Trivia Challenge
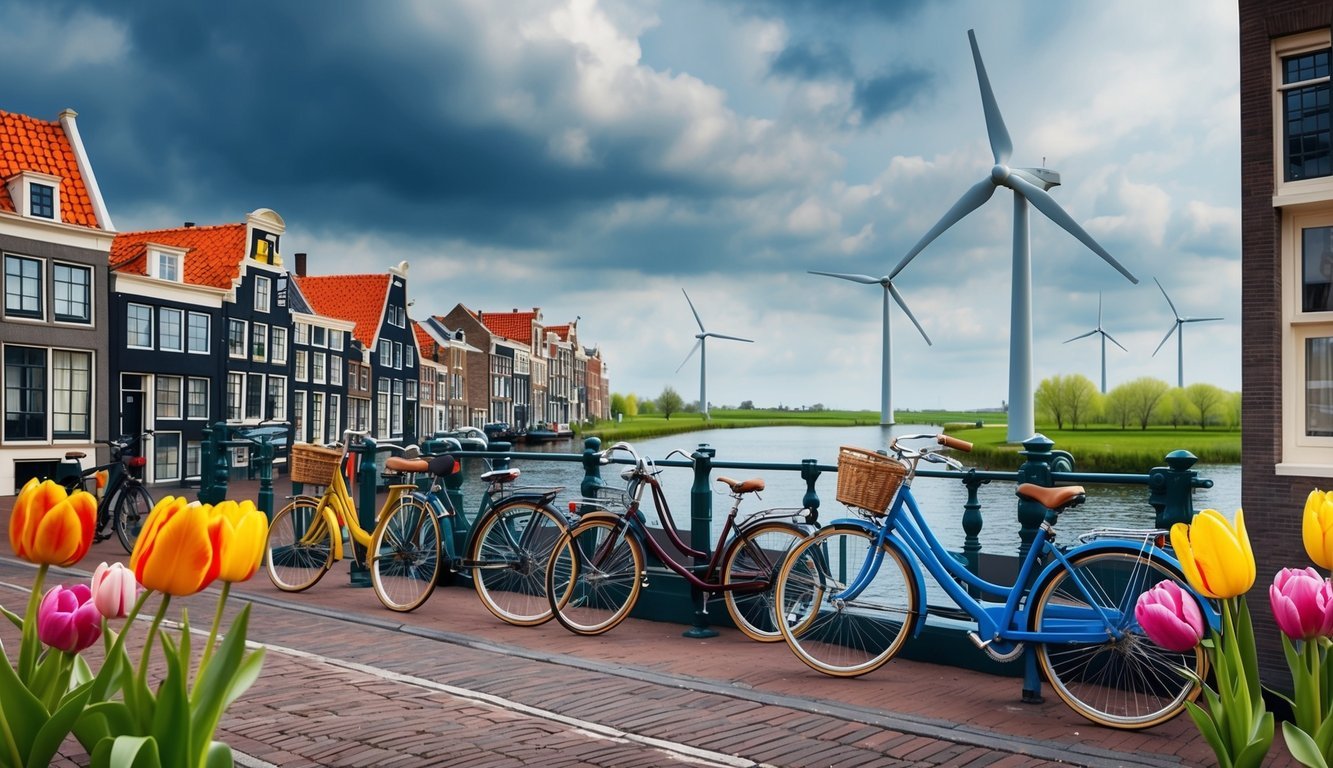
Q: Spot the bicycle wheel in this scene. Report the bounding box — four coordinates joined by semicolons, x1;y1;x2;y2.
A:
775;525;916;677
545;516;643;636
1030;547;1207;729
266;497;334;591
113;484;154;554
721;522;807;642
370;496;442;612
468;500;568;626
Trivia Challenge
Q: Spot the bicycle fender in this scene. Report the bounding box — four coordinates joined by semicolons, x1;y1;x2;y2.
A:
567;510;624;526
820;519;929;639
322;506;344;561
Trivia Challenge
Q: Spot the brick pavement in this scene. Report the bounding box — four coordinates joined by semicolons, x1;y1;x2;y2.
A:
0;481;1301;766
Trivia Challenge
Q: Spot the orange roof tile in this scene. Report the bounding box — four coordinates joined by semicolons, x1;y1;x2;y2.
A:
294;274;390;347
546;324;570;341
0;110;100;228
110;223;247;290
479;309;536;345
411;320;436;358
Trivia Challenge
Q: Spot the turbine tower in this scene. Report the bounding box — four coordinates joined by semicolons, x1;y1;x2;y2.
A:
1152;277;1222;388
889;29;1138;443
1063;293;1126;394
809;270;931;425
676;289;753;418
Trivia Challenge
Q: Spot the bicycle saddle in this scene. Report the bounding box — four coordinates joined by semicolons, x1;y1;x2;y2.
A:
64;451;87;460
384;456;429;474
716;476;765;495
1015;483;1086;510
480;468;521;484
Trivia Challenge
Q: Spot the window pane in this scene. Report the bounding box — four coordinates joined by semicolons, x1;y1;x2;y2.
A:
1308;336;1333;437
255;276;271;313
187;378;209;419
5;255;42;318
228;319;246;357
5;346;46;440
154;433;181;482
52;350;90;439
251;323;267;361
159;308;183;351
245;373;263;419
30;183;53;218
155;376;182;418
188;313;210;353
226;373;243;420
1284;49;1333;182
267;376;286;420
127;304;152;347
53;264;90;323
271;327;288;363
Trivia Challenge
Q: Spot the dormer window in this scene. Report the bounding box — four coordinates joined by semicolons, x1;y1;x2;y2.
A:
7;172;62;222
30;184;53;218
147;245;186;282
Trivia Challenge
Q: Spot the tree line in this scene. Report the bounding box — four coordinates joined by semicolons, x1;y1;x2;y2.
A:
1035;375;1240;430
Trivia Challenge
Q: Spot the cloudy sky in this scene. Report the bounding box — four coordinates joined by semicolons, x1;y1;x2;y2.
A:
4;0;1240;412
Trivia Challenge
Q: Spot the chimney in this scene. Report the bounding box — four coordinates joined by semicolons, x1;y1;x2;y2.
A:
183;222;195;228
295;252;307;277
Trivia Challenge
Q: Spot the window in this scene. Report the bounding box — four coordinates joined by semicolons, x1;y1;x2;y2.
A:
127;304;152;348
4;346;45;440
1284;47;1332;182
312;352;326;384
29;183;53;219
227;319;246;358
393;342;402;369
376;380;389;437
350;397;369;432
186;442;201;479
294;349;308;382
329;330;344;351
226;373;243;420
360;367;368;390
267;376;286;421
312;326;326;347
155;376;182;419
378;339;391;364
294;322;309;345
271;327;288;364
406;380;418;400
245;373;264;420
154;250;180;282
53;264;90;323
310;393;324;445
187;378;209;419
154;433;181;482
5;255;42;319
159;308;183;352
392;379;403;434
292;390;306;443
251;322;268;362
52;350;90;439
331;359;343;386
187;313;210;354
326;394;340;444
254;276;271;313
406;347;415;368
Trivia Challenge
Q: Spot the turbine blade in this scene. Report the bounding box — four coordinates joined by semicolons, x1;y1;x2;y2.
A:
708;333;754;343
1154;276;1180;319
968;29;1012;165
1097;293;1103;327
1102;330;1128;353
1006;173;1138;284
808;270;883;285
890;177;996;278
887;282;932;345
682;289;705;332
1152;323;1179;357
1063;329;1098;343
675;340;702;373
1182;316;1224;323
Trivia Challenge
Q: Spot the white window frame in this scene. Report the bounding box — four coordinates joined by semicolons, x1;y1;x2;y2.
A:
312;351;326;384
267;375;287;421
52;262;92;325
154;431;182;483
294;322;309;345
1280;202;1333;475
187;312;210;354
127;303;153;349
254;275;271;313
294;349;308;383
150;249;184;282
251;321;268;362
227;319;247;359
159;307;183;352
187;377;209;420
329;330;344;351
1275;30;1333;206
271;326;288;364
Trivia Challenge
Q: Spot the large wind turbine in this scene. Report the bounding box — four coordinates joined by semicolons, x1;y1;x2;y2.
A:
1063;293;1126;394
676;289;753;418
889;29;1138;443
809;271;931;426
1152;277;1222;388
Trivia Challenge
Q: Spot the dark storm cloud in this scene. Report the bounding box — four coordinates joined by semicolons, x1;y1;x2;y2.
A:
852;67;933;123
730;0;935;23
769;41;854;79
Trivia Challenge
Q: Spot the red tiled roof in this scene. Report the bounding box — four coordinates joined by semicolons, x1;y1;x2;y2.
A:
294;274;389;347
546;324;570;341
479;309;536;345
110;223;247;290
411;320;436;359
0;110;100;228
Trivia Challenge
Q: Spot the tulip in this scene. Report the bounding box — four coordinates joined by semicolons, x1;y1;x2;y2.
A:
213;500;268;583
1135;580;1205;652
91;561;138;619
1303;489;1333;570
131;496;221;596
1269;567;1333;641
1170;508;1256;600
37;584;101;653
9;478;97;567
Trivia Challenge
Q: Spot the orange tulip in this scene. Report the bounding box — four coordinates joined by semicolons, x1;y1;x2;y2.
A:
130;497;221;596
213;500;268;583
9;478;96;566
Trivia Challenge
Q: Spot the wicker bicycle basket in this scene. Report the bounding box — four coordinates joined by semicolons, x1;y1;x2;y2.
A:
289;443;342;485
835;445;907;513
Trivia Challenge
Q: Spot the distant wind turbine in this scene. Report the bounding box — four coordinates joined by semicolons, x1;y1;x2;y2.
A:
676;289;753;418
1063;293;1126;394
1152;277;1222;388
808;270;931;425
889;29;1138;443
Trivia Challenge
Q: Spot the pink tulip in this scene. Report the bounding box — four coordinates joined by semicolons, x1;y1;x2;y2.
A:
36;584;101;653
1135;580;1205;652
90;561;137;619
1269;567;1333;641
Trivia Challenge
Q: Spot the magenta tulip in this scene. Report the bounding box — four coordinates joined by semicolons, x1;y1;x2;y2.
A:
91;561;137;619
37;583;102;653
1269;567;1333;641
1135;580;1205;652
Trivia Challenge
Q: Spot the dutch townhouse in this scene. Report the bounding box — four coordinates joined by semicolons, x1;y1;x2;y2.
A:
442;305;519;429
285;254;355;444
542;322;576;425
477;309;538;430
421;315;479;430
0;109;113;494
110;209;291;484
585;345;610;423
411;320;447;436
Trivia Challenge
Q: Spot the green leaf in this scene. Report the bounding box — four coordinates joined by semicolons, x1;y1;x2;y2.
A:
0;638;48;766
1314;712;1333;758
73;700;138;752
91;735;162;768
190;605;260;764
1283;721;1330;768
150;634;190;768
1186;699;1233;768
203;740;235;768
0;606;20;631
27;678;94;768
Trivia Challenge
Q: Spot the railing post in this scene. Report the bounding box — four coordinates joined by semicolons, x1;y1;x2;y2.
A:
800;459;821;519
199;421;230;505
489;441;512;471
685;443;718;639
256;436;275;521
1014;434;1056;559
961;469;988;589
581;437;604;500
350;436;378;588
1148;450;1202;530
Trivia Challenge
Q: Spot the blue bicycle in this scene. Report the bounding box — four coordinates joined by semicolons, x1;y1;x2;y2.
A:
773;434;1217;730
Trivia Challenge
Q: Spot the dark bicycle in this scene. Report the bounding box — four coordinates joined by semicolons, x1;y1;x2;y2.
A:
55;431;155;554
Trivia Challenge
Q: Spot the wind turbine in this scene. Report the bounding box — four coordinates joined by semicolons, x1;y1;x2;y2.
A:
889;29;1138;443
676;289;753;418
1152;277;1222;388
1063;293;1126;394
808;270;931;426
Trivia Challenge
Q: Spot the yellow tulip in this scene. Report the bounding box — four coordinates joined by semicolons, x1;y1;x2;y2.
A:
131;497;221;596
1303;489;1333;569
214;500;268;583
9;478;96;567
1170;508;1256;599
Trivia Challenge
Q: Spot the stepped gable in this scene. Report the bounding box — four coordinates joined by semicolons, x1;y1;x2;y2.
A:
479;308;536;344
292;273;390;347
0;109;99;228
109;223;247;289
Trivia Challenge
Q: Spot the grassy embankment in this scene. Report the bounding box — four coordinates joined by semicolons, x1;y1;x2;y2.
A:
581;409;1240;472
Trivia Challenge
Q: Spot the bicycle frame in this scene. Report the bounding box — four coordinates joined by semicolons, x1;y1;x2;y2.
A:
298;463;419;565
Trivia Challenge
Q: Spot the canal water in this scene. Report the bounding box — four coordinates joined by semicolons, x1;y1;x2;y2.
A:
486;424;1240;559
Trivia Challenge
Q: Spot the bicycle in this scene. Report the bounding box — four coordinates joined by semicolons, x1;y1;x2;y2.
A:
55;430;155;554
772;435;1218;730
265;430;572;623
544;441;815;640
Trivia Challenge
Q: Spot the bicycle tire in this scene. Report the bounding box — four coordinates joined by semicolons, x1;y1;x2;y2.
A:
545;516;644;636
467;499;568;626
721;521;808;642
370;496;442;612
1030;547;1207;730
775;525;917;677
266;497;334;591
113;484;154;554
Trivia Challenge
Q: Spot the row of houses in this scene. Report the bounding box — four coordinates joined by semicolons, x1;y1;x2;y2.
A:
0;107;609;495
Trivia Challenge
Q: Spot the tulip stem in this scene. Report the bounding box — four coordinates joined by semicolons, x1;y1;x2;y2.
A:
0;706;22;768
194;582;230;696
18;563;49;685
138;595;171;687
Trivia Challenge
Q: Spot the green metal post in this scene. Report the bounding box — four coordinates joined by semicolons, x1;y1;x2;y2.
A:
199;423;216;503
799;459;821;519
685;444;718;639
490;441;511;471
1014;434;1056;559
1148;450;1202;530
581;437;604;500
199;422;230;505
256;437;275;521
350;437;377;587
961;469;988;589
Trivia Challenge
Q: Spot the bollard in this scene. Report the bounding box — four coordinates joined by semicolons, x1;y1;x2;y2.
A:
489;441;512;471
255;435;275;521
581;436;604;501
1148;450;1206;530
685;444;718;639
799;459;822;519
199;421;230;505
349;437;378;588
1014;434;1057;559
961;469;989;592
